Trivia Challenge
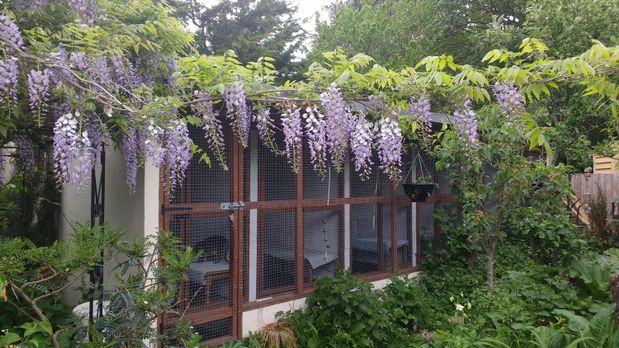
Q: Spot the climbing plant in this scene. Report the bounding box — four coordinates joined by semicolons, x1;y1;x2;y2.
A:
0;1;618;196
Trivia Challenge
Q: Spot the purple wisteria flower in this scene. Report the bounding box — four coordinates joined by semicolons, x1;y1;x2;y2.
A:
164;119;191;191
121;126;138;194
452;98;478;145
0;16;24;52
142;119;165;164
14;135;35;172
367;94;385;110
165;58;178;89
86;115;104;165
193;90;227;169
68;0;97;25
53;111;94;188
13;0;50;12
110;55;138;88
303;106;328;178
281;107;302;173
320;84;354;171
224;78;250;147
409;95;432;134
27;69;51;115
0;57;19;103
377;109;403;182
253;108;279;154
351;113;375;180
493;83;525;118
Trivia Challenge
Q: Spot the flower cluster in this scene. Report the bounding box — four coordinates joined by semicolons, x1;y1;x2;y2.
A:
165;58;178;89
53;111;94;188
350;114;375;180
320;84;354;171
86;116;104;164
121;127;139;193
14;135;35;172
377;109;403;182
493;83;524;118
163;119;191;191
409;95;432;134
13;0;50;13
0;58;19;103
452;98;478;145
193;90;227;169
253;108;279;154
367;94;384;110
224;78;250;147
67;0;97;25
142;119;165;164
281;107;302;173
110;55;138;88
27;69;51;115
303;106;328;178
0;16;24;52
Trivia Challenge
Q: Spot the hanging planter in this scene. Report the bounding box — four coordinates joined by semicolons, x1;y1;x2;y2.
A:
402;148;436;202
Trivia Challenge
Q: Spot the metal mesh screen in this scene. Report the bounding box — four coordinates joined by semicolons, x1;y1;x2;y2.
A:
173;124;233;204
259;130;296;201
259;209;297;296
350;203;384;274
193;318;232;342
350;153;381;197
303;208;341;285
303;142;341;199
418;202;436;259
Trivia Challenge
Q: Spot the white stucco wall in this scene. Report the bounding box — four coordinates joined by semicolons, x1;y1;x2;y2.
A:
240;271;420;337
59;149;159;306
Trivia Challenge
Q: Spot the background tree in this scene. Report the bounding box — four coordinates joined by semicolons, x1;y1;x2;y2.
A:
173;0;306;80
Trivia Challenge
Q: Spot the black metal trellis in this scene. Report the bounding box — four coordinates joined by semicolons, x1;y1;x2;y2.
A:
88;146;105;330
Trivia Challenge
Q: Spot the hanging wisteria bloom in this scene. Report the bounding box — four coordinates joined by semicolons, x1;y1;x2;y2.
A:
303;106;328;178
110;55;138;88
13;0;50;13
350;113;375;180
86;116;104;165
409;95;433;134
163;119;191;191
192;90;227;169
14;135;35;172
142;119;165;164
165;58;178;89
0;57;19;103
27;69;51;116
53;111;94;188
377;109;403;182
320;84;354;171
0;16;24;52
452;98;478;145
253;108;279;155
67;0;97;25
224;78;251;147
281;107;302;173
367;94;385;110
493;83;525;118
121;127;139;193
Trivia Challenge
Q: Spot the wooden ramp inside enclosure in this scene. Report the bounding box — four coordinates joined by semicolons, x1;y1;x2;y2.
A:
565;199;590;226
570;173;619;225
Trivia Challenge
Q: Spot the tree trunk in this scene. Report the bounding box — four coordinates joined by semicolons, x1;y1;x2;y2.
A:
546;148;559;166
486;249;495;297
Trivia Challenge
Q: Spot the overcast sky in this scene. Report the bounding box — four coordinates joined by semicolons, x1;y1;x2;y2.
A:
198;0;332;36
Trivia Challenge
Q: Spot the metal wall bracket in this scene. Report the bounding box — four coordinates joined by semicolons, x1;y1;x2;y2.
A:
221;202;245;211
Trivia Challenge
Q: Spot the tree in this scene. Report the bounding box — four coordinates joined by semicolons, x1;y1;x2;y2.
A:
173;0;306;80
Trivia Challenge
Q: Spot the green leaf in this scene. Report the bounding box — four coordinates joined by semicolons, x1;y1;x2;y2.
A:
0;332;21;346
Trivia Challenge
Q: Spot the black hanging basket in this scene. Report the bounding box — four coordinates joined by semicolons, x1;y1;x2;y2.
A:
401;145;436;202
403;183;435;202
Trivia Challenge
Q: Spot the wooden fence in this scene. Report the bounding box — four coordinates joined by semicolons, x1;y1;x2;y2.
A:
571;173;619;204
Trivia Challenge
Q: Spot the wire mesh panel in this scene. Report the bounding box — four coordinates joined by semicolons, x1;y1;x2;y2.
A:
174;125;232;204
418;203;436;259
350;203;384;274
193;318;233;342
303;143;342;200
259;209;297;297
382;205;413;269
259;131;296;201
350;153;381;197
303;208;341;286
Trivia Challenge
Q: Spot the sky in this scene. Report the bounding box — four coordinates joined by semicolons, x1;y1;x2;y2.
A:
197;0;332;37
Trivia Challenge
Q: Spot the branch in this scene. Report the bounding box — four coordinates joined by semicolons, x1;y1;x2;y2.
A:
9;282;61;348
